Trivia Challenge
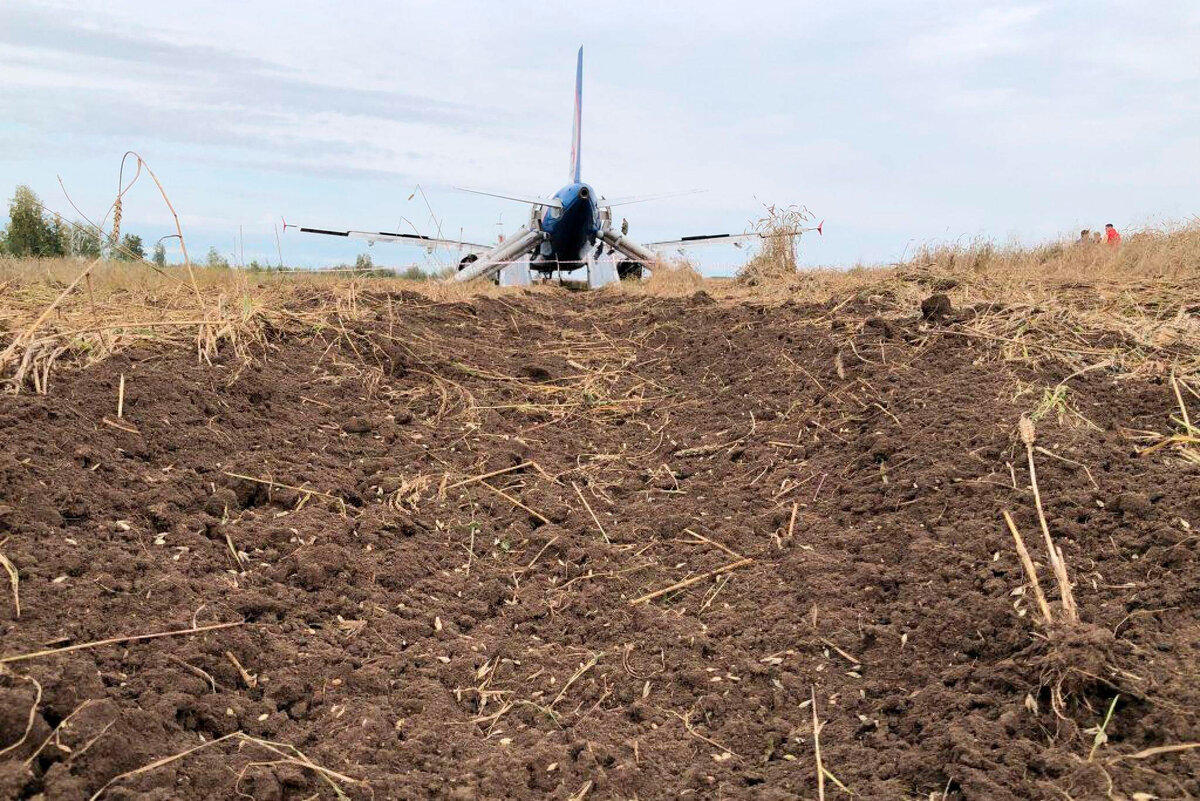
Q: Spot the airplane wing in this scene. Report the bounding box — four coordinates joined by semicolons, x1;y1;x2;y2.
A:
454;187;564;209
284;222;491;252
646;222;822;251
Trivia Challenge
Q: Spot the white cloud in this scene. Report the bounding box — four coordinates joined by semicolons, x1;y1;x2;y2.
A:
907;6;1043;64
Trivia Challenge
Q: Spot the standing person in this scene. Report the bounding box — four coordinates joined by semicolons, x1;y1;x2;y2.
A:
1093;231;1103;244
1078;229;1091;245
1105;223;1121;245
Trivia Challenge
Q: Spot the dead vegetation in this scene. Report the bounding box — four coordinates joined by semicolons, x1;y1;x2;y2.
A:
736;203;816;286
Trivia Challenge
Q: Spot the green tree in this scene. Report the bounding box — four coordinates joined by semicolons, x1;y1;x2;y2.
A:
355;253;374;270
116;233;145;261
152;241;167;267
1;185;66;257
48;215;69;256
206;247;230;269
71;225;102;259
398;265;430;281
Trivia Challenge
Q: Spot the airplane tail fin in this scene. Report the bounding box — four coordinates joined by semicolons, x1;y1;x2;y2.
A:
569;46;582;183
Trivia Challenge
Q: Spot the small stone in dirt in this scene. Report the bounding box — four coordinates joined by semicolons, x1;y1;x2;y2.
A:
520;364;554;382
205;488;240;518
1112;492;1151;516
868;434;896;462
27;504;63;528
921;293;952;321
343;416;374;434
386;347;410;378
293;543;348;589
864;316;898;338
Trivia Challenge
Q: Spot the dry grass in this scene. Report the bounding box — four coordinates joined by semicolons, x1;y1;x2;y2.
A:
717;222;1200;381
625;260;705;296
2;221;1198;392
0;256;514;393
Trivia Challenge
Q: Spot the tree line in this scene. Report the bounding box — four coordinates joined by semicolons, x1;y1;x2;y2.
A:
2;183;435;279
0;184;163;264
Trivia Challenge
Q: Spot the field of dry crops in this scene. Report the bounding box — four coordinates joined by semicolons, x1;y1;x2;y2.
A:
0;238;1198;799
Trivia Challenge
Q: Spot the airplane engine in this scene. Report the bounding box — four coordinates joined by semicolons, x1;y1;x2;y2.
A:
458;253;502;284
616;260;644;281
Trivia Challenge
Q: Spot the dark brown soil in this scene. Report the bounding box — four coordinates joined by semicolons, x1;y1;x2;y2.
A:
1;289;1197;799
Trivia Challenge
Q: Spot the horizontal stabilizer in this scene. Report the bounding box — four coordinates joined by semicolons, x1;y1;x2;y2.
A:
646;226;819;251
284;220;489;251
454;187;564;209
600;189;706;208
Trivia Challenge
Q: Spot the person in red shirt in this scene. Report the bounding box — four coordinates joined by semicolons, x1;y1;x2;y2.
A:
1105;223;1121;245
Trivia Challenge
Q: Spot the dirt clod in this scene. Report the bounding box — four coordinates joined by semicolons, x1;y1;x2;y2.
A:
921;292;953;320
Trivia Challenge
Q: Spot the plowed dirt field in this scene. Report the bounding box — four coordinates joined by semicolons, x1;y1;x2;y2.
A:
1;287;1197;799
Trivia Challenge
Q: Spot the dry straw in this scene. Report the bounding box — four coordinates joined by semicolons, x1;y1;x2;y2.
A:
1018;415;1078;622
0;547;19;618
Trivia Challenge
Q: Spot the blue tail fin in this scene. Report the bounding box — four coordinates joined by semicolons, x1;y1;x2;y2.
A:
569;47;582;183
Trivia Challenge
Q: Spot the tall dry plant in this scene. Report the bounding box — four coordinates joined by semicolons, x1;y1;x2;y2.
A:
738;203;816;286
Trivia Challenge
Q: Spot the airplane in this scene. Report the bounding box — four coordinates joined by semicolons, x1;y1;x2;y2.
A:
286;47;821;284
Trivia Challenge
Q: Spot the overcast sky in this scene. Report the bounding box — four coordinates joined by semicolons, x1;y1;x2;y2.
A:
1;1;1197;273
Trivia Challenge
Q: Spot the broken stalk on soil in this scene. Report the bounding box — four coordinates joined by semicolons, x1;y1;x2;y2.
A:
0;546;19;618
1018;415;1078;622
87;731;359;800
629;558;753;606
0;675;42;758
572;481;611;543
1002;510;1054;625
0;620;244;665
811;686;826;801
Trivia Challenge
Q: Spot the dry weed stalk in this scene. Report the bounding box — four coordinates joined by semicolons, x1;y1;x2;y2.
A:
0;675;42;758
1018;416;1078;622
1134;372;1200;463
88;730;360;800
549;652;600;710
122;151;203;307
220;470;347;515
478;480;551;525
811;687;825;801
0;547;19;618
23;699;95;767
629;557;753;605
0;154;218;391
1108;741;1200;762
0;620;243;665
738;203;817;286
572;481;611;543
1002;511;1053;625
